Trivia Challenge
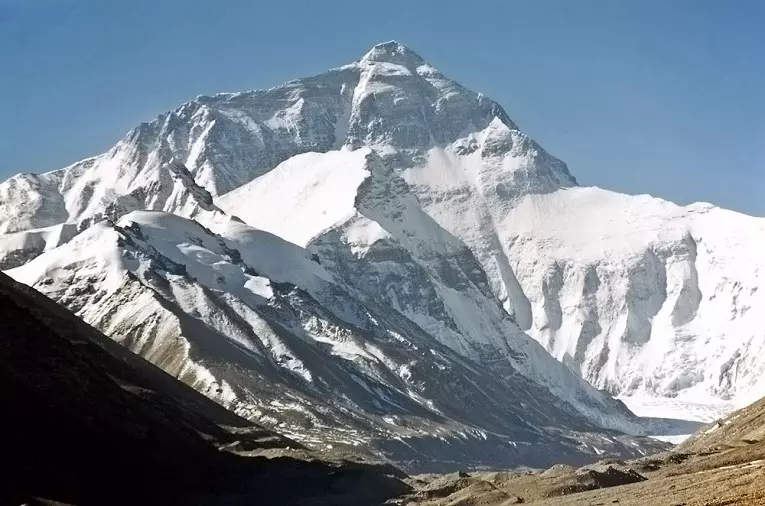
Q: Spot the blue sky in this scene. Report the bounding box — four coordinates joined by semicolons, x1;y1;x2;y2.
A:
1;0;763;215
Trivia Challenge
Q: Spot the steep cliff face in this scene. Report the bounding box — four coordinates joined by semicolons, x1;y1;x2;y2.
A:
407;146;765;409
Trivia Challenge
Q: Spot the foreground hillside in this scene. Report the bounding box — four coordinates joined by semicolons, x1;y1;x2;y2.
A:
680;394;765;453
404;448;765;505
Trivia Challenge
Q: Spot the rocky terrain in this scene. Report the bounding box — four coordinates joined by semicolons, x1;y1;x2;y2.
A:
401;397;765;505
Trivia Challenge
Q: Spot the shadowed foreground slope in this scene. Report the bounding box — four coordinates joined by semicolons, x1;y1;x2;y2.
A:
0;271;409;505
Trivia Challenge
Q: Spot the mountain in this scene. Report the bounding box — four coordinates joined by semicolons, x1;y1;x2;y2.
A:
215;148;629;426
0;270;412;505
1;39;759;462
0;42;514;238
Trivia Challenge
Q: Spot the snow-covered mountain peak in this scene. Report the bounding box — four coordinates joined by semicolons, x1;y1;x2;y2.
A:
2;40;763;438
359;40;426;68
0;42;537;240
346;43;518;151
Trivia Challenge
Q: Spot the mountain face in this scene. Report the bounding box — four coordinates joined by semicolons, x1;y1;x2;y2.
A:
402;137;765;412
8;194;663;472
0;40;759;465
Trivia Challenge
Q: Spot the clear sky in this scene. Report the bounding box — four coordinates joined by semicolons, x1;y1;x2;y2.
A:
1;0;763;215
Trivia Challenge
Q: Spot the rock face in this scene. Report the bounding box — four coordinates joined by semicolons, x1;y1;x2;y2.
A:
0;40;760;465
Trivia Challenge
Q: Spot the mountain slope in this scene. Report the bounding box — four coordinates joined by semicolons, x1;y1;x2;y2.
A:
9;206;666;471
681;394;765;452
217;148;635;431
0;270;412;506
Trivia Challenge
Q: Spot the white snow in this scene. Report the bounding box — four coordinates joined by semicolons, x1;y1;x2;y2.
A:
9;221;130;295
216;149;372;247
0;222;79;267
651;434;692;444
619;394;735;444
619;395;733;423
